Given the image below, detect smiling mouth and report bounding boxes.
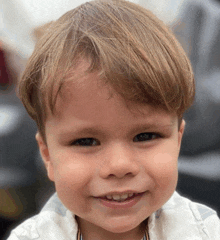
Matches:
[98,192,144,202]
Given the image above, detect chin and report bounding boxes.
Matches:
[101,217,144,234]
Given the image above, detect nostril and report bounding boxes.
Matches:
[106,171,134,179]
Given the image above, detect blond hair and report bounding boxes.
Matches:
[19,0,195,140]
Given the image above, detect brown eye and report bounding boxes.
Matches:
[133,133,158,142]
[71,138,100,146]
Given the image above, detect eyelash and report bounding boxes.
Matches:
[71,132,161,147]
[71,138,100,147]
[133,132,160,142]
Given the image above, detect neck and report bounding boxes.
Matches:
[77,217,147,240]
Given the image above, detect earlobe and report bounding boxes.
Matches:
[36,132,55,181]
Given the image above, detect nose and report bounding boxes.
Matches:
[99,142,140,179]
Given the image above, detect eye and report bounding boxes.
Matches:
[71,138,100,147]
[133,132,159,142]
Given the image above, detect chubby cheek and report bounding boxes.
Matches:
[152,152,178,178]
[148,150,179,202]
[51,154,94,212]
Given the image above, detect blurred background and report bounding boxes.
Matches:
[0,0,220,239]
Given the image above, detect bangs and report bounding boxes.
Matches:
[19,0,195,138]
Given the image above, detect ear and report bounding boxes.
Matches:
[178,119,185,147]
[36,132,55,181]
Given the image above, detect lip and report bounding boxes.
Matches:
[96,190,144,198]
[96,192,146,209]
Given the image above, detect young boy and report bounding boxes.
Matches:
[7,0,220,239]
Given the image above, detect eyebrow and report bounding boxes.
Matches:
[57,121,176,140]
[127,122,176,136]
[57,127,103,141]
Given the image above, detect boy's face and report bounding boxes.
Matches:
[37,66,185,237]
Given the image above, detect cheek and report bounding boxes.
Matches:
[152,152,178,173]
[51,152,94,193]
[52,158,94,213]
[149,148,179,189]
[147,150,178,207]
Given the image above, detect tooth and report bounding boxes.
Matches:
[128,193,134,197]
[112,195,121,201]
[106,195,113,200]
[120,194,129,200]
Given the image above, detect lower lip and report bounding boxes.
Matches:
[97,192,145,209]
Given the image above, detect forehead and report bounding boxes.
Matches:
[57,69,113,110]
[53,59,166,114]
[46,66,178,134]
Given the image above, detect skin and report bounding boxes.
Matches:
[36,65,185,240]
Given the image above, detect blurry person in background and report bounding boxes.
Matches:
[0,42,11,89]
[173,0,220,215]
[0,25,54,240]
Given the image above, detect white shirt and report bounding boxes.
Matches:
[7,192,220,240]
